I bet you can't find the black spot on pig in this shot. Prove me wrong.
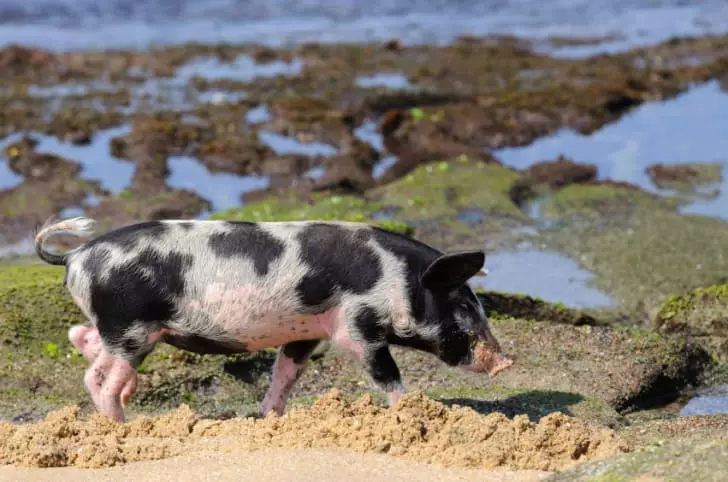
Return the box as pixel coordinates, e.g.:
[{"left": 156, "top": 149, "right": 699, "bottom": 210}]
[
  {"left": 89, "top": 248, "right": 193, "bottom": 358},
  {"left": 282, "top": 340, "right": 321, "bottom": 364},
  {"left": 369, "top": 227, "right": 441, "bottom": 322},
  {"left": 82, "top": 247, "right": 112, "bottom": 280},
  {"left": 208, "top": 222, "right": 285, "bottom": 277},
  {"left": 369, "top": 347, "right": 403, "bottom": 390},
  {"left": 295, "top": 224, "right": 382, "bottom": 308},
  {"left": 82, "top": 221, "right": 169, "bottom": 252},
  {"left": 354, "top": 306, "right": 385, "bottom": 342},
  {"left": 388, "top": 332, "right": 437, "bottom": 353}
]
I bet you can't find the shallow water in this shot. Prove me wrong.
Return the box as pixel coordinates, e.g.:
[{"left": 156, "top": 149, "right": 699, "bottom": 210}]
[
  {"left": 495, "top": 81, "right": 728, "bottom": 222},
  {"left": 245, "top": 105, "right": 274, "bottom": 125},
  {"left": 680, "top": 165, "right": 728, "bottom": 222},
  {"left": 469, "top": 248, "right": 616, "bottom": 309},
  {"left": 0, "top": 125, "right": 135, "bottom": 194},
  {"left": 258, "top": 131, "right": 338, "bottom": 157},
  {"left": 680, "top": 385, "right": 728, "bottom": 416},
  {"left": 355, "top": 73, "right": 412, "bottom": 90},
  {"left": 1, "top": 0, "right": 727, "bottom": 56},
  {"left": 0, "top": 133, "right": 25, "bottom": 190},
  {"left": 175, "top": 54, "right": 304, "bottom": 83},
  {"left": 166, "top": 155, "right": 271, "bottom": 212},
  {"left": 353, "top": 119, "right": 398, "bottom": 179}
]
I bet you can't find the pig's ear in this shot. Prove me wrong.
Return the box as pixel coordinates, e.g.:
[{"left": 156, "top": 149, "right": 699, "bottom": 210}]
[{"left": 421, "top": 250, "right": 485, "bottom": 292}]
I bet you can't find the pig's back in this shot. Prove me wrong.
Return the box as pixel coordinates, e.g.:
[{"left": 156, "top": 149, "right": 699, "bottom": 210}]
[{"left": 67, "top": 220, "right": 433, "bottom": 333}]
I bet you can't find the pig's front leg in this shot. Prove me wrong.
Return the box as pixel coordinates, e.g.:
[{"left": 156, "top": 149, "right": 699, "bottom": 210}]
[
  {"left": 259, "top": 340, "right": 321, "bottom": 417},
  {"left": 335, "top": 306, "right": 406, "bottom": 407}
]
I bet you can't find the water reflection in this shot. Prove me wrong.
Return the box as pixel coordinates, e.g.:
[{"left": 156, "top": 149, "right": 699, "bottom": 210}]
[
  {"left": 470, "top": 249, "right": 616, "bottom": 309},
  {"left": 495, "top": 81, "right": 728, "bottom": 221},
  {"left": 167, "top": 156, "right": 271, "bottom": 212}
]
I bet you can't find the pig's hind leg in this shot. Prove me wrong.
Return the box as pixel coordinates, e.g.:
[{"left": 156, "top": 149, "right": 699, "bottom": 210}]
[
  {"left": 82, "top": 324, "right": 157, "bottom": 423},
  {"left": 260, "top": 340, "right": 320, "bottom": 416},
  {"left": 69, "top": 324, "right": 137, "bottom": 406}
]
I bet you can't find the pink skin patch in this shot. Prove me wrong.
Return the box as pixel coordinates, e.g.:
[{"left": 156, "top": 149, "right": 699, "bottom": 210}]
[{"left": 187, "top": 283, "right": 338, "bottom": 350}]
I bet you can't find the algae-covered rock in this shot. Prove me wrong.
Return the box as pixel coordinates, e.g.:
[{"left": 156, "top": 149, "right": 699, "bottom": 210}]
[
  {"left": 0, "top": 266, "right": 84, "bottom": 349},
  {"left": 547, "top": 436, "right": 728, "bottom": 481},
  {"left": 646, "top": 162, "right": 723, "bottom": 193},
  {"left": 211, "top": 156, "right": 529, "bottom": 251},
  {"left": 371, "top": 157, "right": 525, "bottom": 222},
  {"left": 211, "top": 193, "right": 414, "bottom": 236},
  {"left": 538, "top": 183, "right": 728, "bottom": 316},
  {"left": 475, "top": 290, "right": 602, "bottom": 326},
  {"left": 654, "top": 285, "right": 728, "bottom": 364},
  {"left": 482, "top": 318, "right": 710, "bottom": 413}
]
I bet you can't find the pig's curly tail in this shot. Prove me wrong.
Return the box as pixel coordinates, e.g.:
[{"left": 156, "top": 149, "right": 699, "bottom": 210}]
[{"left": 34, "top": 216, "right": 97, "bottom": 266}]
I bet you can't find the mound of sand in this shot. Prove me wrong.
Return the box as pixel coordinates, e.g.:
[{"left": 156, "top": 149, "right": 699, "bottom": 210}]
[{"left": 0, "top": 390, "right": 629, "bottom": 472}]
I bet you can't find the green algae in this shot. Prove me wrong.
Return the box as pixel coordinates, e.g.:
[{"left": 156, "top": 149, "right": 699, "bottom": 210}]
[
  {"left": 209, "top": 157, "right": 528, "bottom": 243},
  {"left": 535, "top": 183, "right": 728, "bottom": 317},
  {"left": 0, "top": 264, "right": 711, "bottom": 425},
  {"left": 211, "top": 194, "right": 414, "bottom": 236},
  {"left": 372, "top": 157, "right": 525, "bottom": 222},
  {"left": 0, "top": 266, "right": 83, "bottom": 349},
  {"left": 541, "top": 183, "right": 680, "bottom": 221},
  {"left": 654, "top": 284, "right": 728, "bottom": 364},
  {"left": 548, "top": 436, "right": 728, "bottom": 482}
]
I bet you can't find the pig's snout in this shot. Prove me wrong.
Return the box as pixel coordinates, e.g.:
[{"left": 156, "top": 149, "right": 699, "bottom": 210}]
[{"left": 463, "top": 332, "right": 513, "bottom": 377}]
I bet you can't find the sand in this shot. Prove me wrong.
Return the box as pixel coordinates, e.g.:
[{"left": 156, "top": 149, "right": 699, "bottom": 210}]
[
  {"left": 0, "top": 390, "right": 629, "bottom": 479},
  {"left": 0, "top": 450, "right": 552, "bottom": 482}
]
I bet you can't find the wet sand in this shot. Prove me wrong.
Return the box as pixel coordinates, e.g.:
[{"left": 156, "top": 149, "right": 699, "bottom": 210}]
[{"left": 0, "top": 449, "right": 551, "bottom": 482}]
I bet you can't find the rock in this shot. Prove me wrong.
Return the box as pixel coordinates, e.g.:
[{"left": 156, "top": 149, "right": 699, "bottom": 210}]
[
  {"left": 547, "top": 436, "right": 728, "bottom": 481},
  {"left": 508, "top": 155, "right": 598, "bottom": 206},
  {"left": 646, "top": 162, "right": 723, "bottom": 193},
  {"left": 655, "top": 285, "right": 728, "bottom": 364},
  {"left": 475, "top": 290, "right": 602, "bottom": 326},
  {"left": 525, "top": 156, "right": 598, "bottom": 189},
  {"left": 86, "top": 189, "right": 211, "bottom": 230},
  {"left": 480, "top": 318, "right": 711, "bottom": 413}
]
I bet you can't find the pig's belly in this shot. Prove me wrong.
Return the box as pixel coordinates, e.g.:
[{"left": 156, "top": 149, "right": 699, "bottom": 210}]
[{"left": 172, "top": 304, "right": 340, "bottom": 352}]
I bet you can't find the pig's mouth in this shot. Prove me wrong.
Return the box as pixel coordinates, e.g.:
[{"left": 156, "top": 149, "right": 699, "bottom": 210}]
[{"left": 464, "top": 339, "right": 513, "bottom": 377}]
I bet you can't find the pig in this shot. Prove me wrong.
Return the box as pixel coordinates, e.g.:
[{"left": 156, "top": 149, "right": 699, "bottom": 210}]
[{"left": 34, "top": 216, "right": 513, "bottom": 423}]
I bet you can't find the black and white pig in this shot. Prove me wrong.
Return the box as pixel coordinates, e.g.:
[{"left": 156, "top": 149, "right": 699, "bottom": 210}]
[{"left": 34, "top": 216, "right": 513, "bottom": 422}]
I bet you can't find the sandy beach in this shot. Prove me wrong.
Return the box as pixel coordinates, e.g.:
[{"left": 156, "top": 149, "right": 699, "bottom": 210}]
[{"left": 0, "top": 449, "right": 551, "bottom": 482}]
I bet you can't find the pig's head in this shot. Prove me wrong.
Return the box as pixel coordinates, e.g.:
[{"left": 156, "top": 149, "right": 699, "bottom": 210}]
[{"left": 419, "top": 250, "right": 513, "bottom": 377}]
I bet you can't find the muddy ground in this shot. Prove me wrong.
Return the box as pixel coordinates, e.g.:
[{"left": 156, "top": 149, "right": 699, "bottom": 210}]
[{"left": 1, "top": 33, "right": 728, "bottom": 480}]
